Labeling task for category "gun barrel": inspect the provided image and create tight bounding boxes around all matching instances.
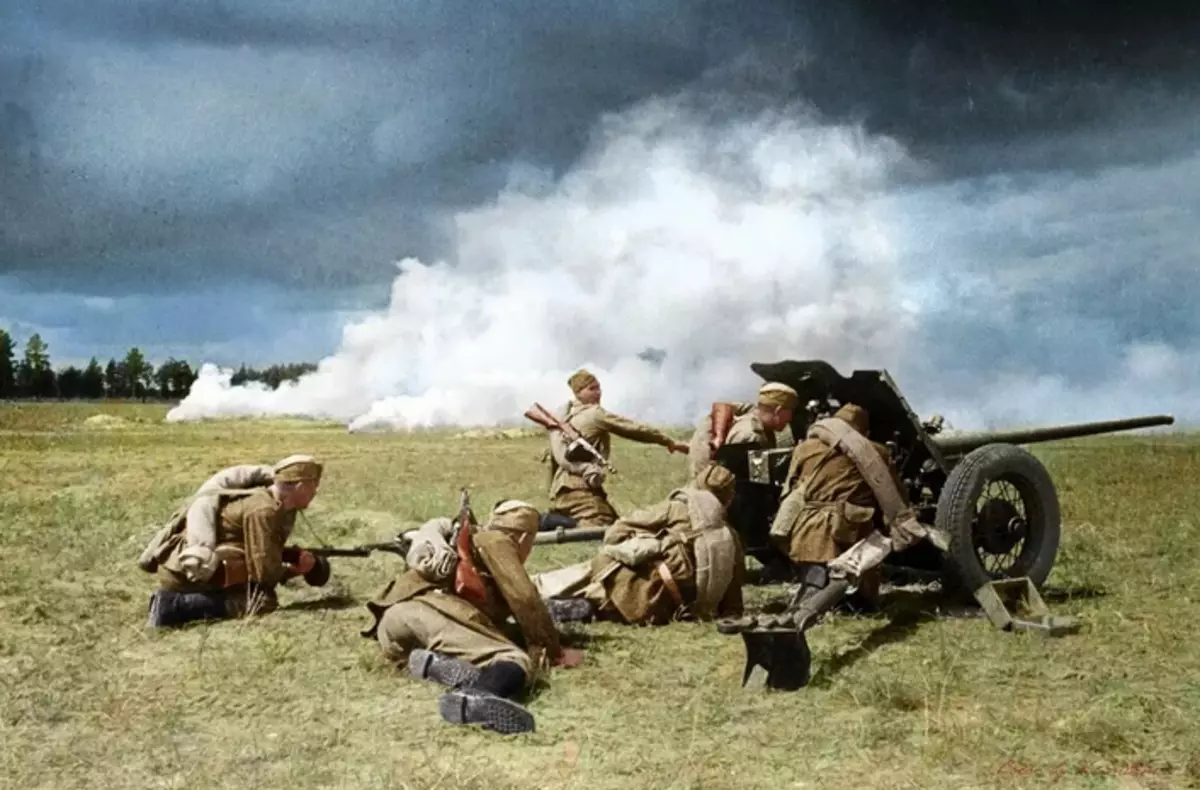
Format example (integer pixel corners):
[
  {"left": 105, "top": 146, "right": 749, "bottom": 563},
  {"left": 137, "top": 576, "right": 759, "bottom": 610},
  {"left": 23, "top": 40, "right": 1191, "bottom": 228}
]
[
  {"left": 533, "top": 526, "right": 607, "bottom": 546},
  {"left": 933, "top": 414, "right": 1175, "bottom": 455}
]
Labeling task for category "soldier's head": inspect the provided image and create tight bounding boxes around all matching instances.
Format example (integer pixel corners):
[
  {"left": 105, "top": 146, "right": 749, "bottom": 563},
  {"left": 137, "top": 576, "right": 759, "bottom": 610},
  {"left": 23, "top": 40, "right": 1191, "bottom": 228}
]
[
  {"left": 271, "top": 454, "right": 323, "bottom": 510},
  {"left": 483, "top": 499, "right": 541, "bottom": 562},
  {"left": 568, "top": 368, "right": 601, "bottom": 404},
  {"left": 834, "top": 403, "right": 870, "bottom": 436},
  {"left": 693, "top": 461, "right": 738, "bottom": 508},
  {"left": 755, "top": 382, "right": 799, "bottom": 431}
]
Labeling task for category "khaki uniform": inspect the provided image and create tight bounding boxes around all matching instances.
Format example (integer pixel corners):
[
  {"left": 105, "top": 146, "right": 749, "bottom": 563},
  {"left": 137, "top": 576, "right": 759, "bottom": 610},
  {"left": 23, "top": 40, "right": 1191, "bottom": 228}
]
[
  {"left": 154, "top": 488, "right": 299, "bottom": 615},
  {"left": 686, "top": 402, "right": 775, "bottom": 479},
  {"left": 768, "top": 409, "right": 906, "bottom": 599},
  {"left": 364, "top": 520, "right": 561, "bottom": 682},
  {"left": 547, "top": 400, "right": 679, "bottom": 527},
  {"left": 535, "top": 469, "right": 744, "bottom": 625}
]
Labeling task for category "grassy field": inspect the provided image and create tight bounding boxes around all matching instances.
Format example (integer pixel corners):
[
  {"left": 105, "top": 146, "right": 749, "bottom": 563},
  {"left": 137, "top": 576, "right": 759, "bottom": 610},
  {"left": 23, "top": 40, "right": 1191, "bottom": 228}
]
[{"left": 1, "top": 401, "right": 1198, "bottom": 790}]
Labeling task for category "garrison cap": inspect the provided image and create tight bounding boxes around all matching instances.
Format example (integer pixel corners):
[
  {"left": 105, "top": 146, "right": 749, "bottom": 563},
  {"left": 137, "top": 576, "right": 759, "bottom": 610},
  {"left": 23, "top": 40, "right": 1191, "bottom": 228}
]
[
  {"left": 757, "top": 382, "right": 799, "bottom": 410},
  {"left": 834, "top": 403, "right": 869, "bottom": 435},
  {"left": 484, "top": 499, "right": 541, "bottom": 538},
  {"left": 568, "top": 368, "right": 598, "bottom": 394},
  {"left": 272, "top": 454, "right": 323, "bottom": 483},
  {"left": 694, "top": 461, "right": 737, "bottom": 504}
]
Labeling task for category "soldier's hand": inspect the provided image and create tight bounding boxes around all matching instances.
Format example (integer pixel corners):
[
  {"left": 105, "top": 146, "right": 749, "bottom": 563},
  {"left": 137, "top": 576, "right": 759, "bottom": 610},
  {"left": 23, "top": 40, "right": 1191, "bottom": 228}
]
[
  {"left": 291, "top": 550, "right": 318, "bottom": 575},
  {"left": 583, "top": 470, "right": 605, "bottom": 489},
  {"left": 553, "top": 647, "right": 585, "bottom": 669},
  {"left": 667, "top": 441, "right": 689, "bottom": 454}
]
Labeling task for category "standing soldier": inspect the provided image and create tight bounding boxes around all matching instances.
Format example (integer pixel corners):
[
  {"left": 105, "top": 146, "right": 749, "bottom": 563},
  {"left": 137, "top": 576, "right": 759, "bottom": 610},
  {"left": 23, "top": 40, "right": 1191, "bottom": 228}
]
[
  {"left": 139, "top": 455, "right": 328, "bottom": 628},
  {"left": 363, "top": 499, "right": 582, "bottom": 735},
  {"left": 532, "top": 462, "right": 745, "bottom": 626},
  {"left": 545, "top": 368, "right": 689, "bottom": 528},
  {"left": 687, "top": 382, "right": 800, "bottom": 479},
  {"left": 767, "top": 404, "right": 924, "bottom": 605}
]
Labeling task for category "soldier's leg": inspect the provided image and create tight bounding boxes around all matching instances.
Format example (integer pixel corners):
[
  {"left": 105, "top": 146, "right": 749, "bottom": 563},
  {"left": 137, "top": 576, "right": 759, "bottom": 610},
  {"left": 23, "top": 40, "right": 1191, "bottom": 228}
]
[
  {"left": 146, "top": 588, "right": 232, "bottom": 628},
  {"left": 550, "top": 488, "right": 618, "bottom": 528},
  {"left": 377, "top": 600, "right": 531, "bottom": 684},
  {"left": 375, "top": 601, "right": 537, "bottom": 734}
]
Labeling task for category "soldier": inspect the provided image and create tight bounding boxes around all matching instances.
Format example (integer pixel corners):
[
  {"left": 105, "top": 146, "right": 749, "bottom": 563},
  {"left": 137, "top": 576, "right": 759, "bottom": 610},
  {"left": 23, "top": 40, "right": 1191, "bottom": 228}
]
[
  {"left": 532, "top": 462, "right": 745, "bottom": 625},
  {"left": 140, "top": 455, "right": 327, "bottom": 628},
  {"left": 767, "top": 403, "right": 923, "bottom": 605},
  {"left": 545, "top": 368, "right": 689, "bottom": 528},
  {"left": 686, "top": 381, "right": 800, "bottom": 479},
  {"left": 363, "top": 499, "right": 582, "bottom": 735}
]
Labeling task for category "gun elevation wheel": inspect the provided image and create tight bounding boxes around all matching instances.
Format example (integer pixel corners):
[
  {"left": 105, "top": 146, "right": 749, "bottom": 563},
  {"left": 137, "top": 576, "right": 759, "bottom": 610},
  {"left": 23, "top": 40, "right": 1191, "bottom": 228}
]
[{"left": 935, "top": 443, "right": 1061, "bottom": 592}]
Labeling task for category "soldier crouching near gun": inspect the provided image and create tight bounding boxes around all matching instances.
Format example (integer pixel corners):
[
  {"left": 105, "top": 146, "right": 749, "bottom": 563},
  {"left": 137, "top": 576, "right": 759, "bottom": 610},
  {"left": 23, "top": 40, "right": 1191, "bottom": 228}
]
[
  {"left": 362, "top": 500, "right": 583, "bottom": 735},
  {"left": 544, "top": 368, "right": 689, "bottom": 530},
  {"left": 532, "top": 462, "right": 745, "bottom": 625},
  {"left": 767, "top": 404, "right": 924, "bottom": 608},
  {"left": 137, "top": 455, "right": 328, "bottom": 628},
  {"left": 687, "top": 381, "right": 799, "bottom": 479}
]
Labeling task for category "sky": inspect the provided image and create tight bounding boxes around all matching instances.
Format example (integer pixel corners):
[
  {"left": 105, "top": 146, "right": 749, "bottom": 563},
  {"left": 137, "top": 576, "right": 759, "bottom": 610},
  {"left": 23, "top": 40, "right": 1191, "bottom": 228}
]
[{"left": 2, "top": 1, "right": 1198, "bottom": 428}]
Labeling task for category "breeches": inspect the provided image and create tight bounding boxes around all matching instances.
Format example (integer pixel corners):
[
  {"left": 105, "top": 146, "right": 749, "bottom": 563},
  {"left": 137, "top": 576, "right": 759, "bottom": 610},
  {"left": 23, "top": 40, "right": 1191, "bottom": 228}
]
[
  {"left": 375, "top": 600, "right": 531, "bottom": 674},
  {"left": 550, "top": 488, "right": 618, "bottom": 527}
]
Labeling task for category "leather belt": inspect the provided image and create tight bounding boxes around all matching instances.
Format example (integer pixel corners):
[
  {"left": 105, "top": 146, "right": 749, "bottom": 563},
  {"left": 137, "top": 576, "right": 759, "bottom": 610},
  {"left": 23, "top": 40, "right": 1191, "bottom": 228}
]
[{"left": 656, "top": 561, "right": 684, "bottom": 607}]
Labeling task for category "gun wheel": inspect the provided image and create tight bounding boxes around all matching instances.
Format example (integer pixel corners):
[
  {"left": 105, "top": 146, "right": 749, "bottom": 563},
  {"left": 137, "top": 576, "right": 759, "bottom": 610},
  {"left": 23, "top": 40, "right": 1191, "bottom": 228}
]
[{"left": 936, "top": 443, "right": 1061, "bottom": 591}]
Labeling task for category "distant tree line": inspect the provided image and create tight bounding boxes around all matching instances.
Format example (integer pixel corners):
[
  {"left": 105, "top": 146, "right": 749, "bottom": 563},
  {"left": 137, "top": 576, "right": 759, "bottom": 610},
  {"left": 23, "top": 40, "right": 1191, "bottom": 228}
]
[{"left": 0, "top": 327, "right": 317, "bottom": 401}]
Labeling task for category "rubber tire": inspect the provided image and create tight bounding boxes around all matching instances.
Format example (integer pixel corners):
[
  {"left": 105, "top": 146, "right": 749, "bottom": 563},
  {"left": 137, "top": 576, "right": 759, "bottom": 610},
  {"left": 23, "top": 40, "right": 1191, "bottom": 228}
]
[{"left": 935, "top": 443, "right": 1061, "bottom": 592}]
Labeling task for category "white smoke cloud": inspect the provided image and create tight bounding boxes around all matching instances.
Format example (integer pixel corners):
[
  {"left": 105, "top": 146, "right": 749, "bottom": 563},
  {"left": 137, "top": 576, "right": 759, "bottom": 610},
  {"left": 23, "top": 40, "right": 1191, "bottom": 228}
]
[{"left": 166, "top": 94, "right": 922, "bottom": 430}]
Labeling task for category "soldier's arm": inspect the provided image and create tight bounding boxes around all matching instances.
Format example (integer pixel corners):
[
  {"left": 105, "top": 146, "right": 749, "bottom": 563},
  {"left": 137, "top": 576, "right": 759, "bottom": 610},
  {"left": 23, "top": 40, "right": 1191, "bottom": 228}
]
[
  {"left": 602, "top": 500, "right": 672, "bottom": 544},
  {"left": 241, "top": 506, "right": 287, "bottom": 586},
  {"left": 597, "top": 408, "right": 680, "bottom": 448},
  {"left": 479, "top": 539, "right": 563, "bottom": 662}
]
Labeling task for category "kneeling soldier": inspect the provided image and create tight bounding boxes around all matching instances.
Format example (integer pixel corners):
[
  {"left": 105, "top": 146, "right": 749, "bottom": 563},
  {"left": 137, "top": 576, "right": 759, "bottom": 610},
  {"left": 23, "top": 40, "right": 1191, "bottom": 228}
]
[
  {"left": 138, "top": 455, "right": 328, "bottom": 628},
  {"left": 363, "top": 500, "right": 581, "bottom": 735},
  {"left": 532, "top": 462, "right": 745, "bottom": 625}
]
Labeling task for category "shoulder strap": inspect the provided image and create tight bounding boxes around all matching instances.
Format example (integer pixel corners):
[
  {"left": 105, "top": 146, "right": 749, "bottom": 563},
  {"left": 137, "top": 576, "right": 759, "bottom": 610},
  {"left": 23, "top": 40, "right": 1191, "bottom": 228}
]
[{"left": 807, "top": 418, "right": 907, "bottom": 525}]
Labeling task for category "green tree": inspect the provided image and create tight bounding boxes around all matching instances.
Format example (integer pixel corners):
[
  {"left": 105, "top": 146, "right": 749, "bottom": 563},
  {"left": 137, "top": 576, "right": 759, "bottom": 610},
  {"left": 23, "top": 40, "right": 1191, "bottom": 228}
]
[
  {"left": 56, "top": 365, "right": 83, "bottom": 399},
  {"left": 81, "top": 358, "right": 105, "bottom": 399},
  {"left": 0, "top": 328, "right": 14, "bottom": 397},
  {"left": 16, "top": 333, "right": 55, "bottom": 398},
  {"left": 123, "top": 347, "right": 153, "bottom": 399},
  {"left": 104, "top": 358, "right": 125, "bottom": 398}
]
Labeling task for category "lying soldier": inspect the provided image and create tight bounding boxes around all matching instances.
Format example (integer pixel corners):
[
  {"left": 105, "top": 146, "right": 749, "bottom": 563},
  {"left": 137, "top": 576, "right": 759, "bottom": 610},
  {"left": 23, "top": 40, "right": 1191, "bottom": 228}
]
[
  {"left": 363, "top": 499, "right": 582, "bottom": 735},
  {"left": 138, "top": 454, "right": 328, "bottom": 628},
  {"left": 532, "top": 462, "right": 745, "bottom": 625}
]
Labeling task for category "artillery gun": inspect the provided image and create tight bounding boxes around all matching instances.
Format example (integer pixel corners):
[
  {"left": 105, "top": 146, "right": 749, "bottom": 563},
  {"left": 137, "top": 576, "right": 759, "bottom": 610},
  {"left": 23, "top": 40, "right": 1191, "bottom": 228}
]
[{"left": 712, "top": 360, "right": 1174, "bottom": 688}]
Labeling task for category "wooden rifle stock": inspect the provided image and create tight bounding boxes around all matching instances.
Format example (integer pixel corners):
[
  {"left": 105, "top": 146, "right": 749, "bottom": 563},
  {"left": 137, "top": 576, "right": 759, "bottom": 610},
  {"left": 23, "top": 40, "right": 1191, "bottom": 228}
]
[
  {"left": 524, "top": 401, "right": 616, "bottom": 473},
  {"left": 710, "top": 402, "right": 736, "bottom": 454},
  {"left": 452, "top": 488, "right": 490, "bottom": 607}
]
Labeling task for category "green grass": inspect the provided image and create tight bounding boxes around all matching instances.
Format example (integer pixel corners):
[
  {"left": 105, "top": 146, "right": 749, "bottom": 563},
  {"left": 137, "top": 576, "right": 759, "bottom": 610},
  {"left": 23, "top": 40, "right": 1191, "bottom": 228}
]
[{"left": 1, "top": 402, "right": 1198, "bottom": 790}]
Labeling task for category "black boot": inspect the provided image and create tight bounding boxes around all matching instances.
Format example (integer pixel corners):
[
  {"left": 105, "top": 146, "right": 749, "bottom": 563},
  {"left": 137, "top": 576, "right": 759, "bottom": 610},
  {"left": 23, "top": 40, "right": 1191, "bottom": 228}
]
[
  {"left": 439, "top": 661, "right": 535, "bottom": 734},
  {"left": 146, "top": 590, "right": 230, "bottom": 628},
  {"left": 407, "top": 649, "right": 481, "bottom": 688},
  {"left": 538, "top": 512, "right": 578, "bottom": 532},
  {"left": 546, "top": 597, "right": 595, "bottom": 624}
]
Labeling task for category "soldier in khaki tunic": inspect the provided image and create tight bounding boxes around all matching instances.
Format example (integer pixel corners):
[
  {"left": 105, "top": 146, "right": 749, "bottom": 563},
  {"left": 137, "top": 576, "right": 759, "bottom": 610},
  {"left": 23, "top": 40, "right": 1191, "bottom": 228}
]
[
  {"left": 686, "top": 381, "right": 800, "bottom": 479},
  {"left": 546, "top": 368, "right": 689, "bottom": 528},
  {"left": 139, "top": 455, "right": 326, "bottom": 628},
  {"left": 532, "top": 463, "right": 745, "bottom": 625},
  {"left": 363, "top": 499, "right": 581, "bottom": 735},
  {"left": 767, "top": 404, "right": 922, "bottom": 603}
]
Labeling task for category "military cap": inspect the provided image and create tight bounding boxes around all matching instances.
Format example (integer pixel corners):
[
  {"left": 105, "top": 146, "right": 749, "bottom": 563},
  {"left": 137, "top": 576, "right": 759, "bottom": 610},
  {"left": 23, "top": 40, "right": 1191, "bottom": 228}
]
[
  {"left": 757, "top": 381, "right": 799, "bottom": 410},
  {"left": 568, "top": 368, "right": 598, "bottom": 394},
  {"left": 694, "top": 462, "right": 737, "bottom": 504},
  {"left": 272, "top": 454, "right": 323, "bottom": 483},
  {"left": 484, "top": 499, "right": 541, "bottom": 537},
  {"left": 834, "top": 403, "right": 869, "bottom": 435}
]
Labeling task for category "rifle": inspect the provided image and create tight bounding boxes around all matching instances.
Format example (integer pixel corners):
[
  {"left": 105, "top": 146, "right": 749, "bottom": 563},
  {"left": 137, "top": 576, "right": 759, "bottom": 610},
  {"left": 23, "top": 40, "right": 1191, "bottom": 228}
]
[
  {"left": 453, "top": 487, "right": 490, "bottom": 607},
  {"left": 524, "top": 401, "right": 616, "bottom": 474},
  {"left": 301, "top": 539, "right": 411, "bottom": 558},
  {"left": 533, "top": 526, "right": 607, "bottom": 546}
]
